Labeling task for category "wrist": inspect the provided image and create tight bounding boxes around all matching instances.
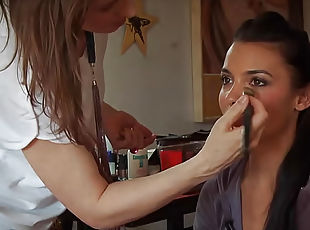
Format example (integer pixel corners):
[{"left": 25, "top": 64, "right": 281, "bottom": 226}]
[
  {"left": 185, "top": 154, "right": 218, "bottom": 183},
  {"left": 179, "top": 156, "right": 212, "bottom": 186}
]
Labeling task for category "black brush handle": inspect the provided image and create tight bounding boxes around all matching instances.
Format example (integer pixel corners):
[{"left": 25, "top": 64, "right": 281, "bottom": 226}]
[
  {"left": 85, "top": 31, "right": 96, "bottom": 64},
  {"left": 243, "top": 104, "right": 254, "bottom": 158},
  {"left": 92, "top": 80, "right": 113, "bottom": 183}
]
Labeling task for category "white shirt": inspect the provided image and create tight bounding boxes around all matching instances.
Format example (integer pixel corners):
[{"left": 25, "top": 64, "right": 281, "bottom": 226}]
[{"left": 0, "top": 18, "right": 108, "bottom": 229}]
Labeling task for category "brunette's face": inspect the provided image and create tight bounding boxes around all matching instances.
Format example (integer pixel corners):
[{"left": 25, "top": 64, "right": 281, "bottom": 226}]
[
  {"left": 219, "top": 42, "right": 300, "bottom": 137},
  {"left": 83, "top": 0, "right": 135, "bottom": 33}
]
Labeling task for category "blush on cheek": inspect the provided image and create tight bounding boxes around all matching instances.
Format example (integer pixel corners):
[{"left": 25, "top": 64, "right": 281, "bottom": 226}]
[
  {"left": 256, "top": 90, "right": 295, "bottom": 137},
  {"left": 256, "top": 90, "right": 288, "bottom": 113}
]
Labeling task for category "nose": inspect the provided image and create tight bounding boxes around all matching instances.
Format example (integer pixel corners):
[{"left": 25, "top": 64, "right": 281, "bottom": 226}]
[
  {"left": 122, "top": 0, "right": 136, "bottom": 18},
  {"left": 226, "top": 82, "right": 244, "bottom": 106}
]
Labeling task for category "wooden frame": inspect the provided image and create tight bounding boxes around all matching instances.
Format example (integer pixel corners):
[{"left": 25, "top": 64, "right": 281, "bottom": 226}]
[
  {"left": 191, "top": 0, "right": 304, "bottom": 122},
  {"left": 191, "top": 0, "right": 203, "bottom": 121}
]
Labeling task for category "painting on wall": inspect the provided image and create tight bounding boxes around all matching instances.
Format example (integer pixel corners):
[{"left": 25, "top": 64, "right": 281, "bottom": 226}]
[
  {"left": 201, "top": 0, "right": 303, "bottom": 74},
  {"left": 191, "top": 0, "right": 304, "bottom": 121},
  {"left": 122, "top": 0, "right": 158, "bottom": 56}
]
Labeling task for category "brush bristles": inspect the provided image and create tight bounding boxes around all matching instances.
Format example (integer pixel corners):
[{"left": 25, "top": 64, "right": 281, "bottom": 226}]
[{"left": 243, "top": 87, "right": 255, "bottom": 97}]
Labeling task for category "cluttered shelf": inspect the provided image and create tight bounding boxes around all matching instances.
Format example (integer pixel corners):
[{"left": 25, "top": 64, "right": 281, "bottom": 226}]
[{"left": 119, "top": 130, "right": 209, "bottom": 230}]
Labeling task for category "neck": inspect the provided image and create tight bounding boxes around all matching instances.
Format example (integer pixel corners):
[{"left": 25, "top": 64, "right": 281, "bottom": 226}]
[{"left": 244, "top": 122, "right": 297, "bottom": 186}]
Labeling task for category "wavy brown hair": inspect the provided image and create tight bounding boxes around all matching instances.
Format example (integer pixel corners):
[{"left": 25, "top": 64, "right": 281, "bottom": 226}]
[{"left": 0, "top": 0, "right": 93, "bottom": 145}]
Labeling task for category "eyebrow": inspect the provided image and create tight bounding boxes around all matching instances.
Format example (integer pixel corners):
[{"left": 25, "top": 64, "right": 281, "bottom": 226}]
[
  {"left": 221, "top": 68, "right": 232, "bottom": 74},
  {"left": 221, "top": 68, "right": 273, "bottom": 77},
  {"left": 246, "top": 70, "right": 273, "bottom": 77}
]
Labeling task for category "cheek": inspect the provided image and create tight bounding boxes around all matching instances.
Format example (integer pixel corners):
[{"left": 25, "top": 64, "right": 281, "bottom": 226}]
[
  {"left": 218, "top": 90, "right": 228, "bottom": 114},
  {"left": 256, "top": 88, "right": 293, "bottom": 115},
  {"left": 84, "top": 11, "right": 108, "bottom": 26},
  {"left": 257, "top": 92, "right": 277, "bottom": 112},
  {"left": 255, "top": 89, "right": 297, "bottom": 135},
  {"left": 83, "top": 4, "right": 126, "bottom": 33}
]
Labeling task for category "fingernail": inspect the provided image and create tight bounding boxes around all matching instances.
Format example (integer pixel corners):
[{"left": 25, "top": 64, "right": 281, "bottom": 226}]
[
  {"left": 238, "top": 95, "right": 248, "bottom": 104},
  {"left": 240, "top": 126, "right": 245, "bottom": 135}
]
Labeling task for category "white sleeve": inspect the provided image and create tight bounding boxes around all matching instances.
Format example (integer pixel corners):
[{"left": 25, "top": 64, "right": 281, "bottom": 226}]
[{"left": 0, "top": 21, "right": 70, "bottom": 151}]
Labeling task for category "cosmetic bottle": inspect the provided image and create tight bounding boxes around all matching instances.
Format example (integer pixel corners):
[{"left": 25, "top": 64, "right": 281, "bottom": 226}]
[{"left": 117, "top": 153, "right": 128, "bottom": 181}]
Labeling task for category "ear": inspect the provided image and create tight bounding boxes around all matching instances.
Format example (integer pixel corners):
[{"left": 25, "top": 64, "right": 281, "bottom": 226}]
[{"left": 295, "top": 84, "right": 310, "bottom": 111}]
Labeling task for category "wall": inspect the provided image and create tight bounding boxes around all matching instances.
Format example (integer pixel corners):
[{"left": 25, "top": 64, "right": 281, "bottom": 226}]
[
  {"left": 104, "top": 0, "right": 310, "bottom": 137},
  {"left": 102, "top": 1, "right": 310, "bottom": 230},
  {"left": 103, "top": 0, "right": 212, "bottom": 136}
]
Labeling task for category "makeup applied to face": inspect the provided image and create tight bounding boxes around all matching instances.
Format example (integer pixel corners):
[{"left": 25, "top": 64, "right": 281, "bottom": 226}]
[
  {"left": 83, "top": 0, "right": 136, "bottom": 33},
  {"left": 218, "top": 42, "right": 301, "bottom": 138}
]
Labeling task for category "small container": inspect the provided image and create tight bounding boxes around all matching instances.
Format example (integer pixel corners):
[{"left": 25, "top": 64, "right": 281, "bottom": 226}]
[
  {"left": 158, "top": 141, "right": 205, "bottom": 171},
  {"left": 127, "top": 149, "right": 148, "bottom": 179},
  {"left": 108, "top": 151, "right": 117, "bottom": 176},
  {"left": 117, "top": 154, "right": 128, "bottom": 181}
]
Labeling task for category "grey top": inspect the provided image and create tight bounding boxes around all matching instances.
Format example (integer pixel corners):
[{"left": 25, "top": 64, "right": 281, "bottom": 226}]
[{"left": 194, "top": 159, "right": 310, "bottom": 230}]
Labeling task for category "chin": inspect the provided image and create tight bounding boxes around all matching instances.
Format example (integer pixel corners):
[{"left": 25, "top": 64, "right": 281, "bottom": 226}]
[
  {"left": 108, "top": 20, "right": 126, "bottom": 33},
  {"left": 96, "top": 25, "right": 122, "bottom": 33},
  {"left": 108, "top": 26, "right": 122, "bottom": 33}
]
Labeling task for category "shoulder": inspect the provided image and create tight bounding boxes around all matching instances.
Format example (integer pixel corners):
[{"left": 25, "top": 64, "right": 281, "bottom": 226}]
[
  {"left": 197, "top": 159, "right": 243, "bottom": 211},
  {"left": 0, "top": 15, "right": 39, "bottom": 150},
  {"left": 297, "top": 177, "right": 310, "bottom": 204},
  {"left": 297, "top": 177, "right": 310, "bottom": 229},
  {"left": 0, "top": 38, "right": 38, "bottom": 150},
  {"left": 194, "top": 159, "right": 244, "bottom": 229},
  {"left": 201, "top": 158, "right": 244, "bottom": 197},
  {"left": 0, "top": 18, "right": 69, "bottom": 150}
]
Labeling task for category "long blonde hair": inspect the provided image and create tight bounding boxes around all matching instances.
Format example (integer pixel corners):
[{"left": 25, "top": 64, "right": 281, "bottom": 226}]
[{"left": 0, "top": 0, "right": 92, "bottom": 145}]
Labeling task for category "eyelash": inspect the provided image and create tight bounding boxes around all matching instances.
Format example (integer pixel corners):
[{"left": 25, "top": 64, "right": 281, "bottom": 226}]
[
  {"left": 250, "top": 77, "right": 268, "bottom": 87},
  {"left": 220, "top": 75, "right": 268, "bottom": 87},
  {"left": 221, "top": 75, "right": 232, "bottom": 85}
]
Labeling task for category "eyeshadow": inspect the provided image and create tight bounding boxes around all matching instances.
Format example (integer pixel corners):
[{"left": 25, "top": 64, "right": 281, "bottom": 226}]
[{"left": 243, "top": 87, "right": 255, "bottom": 97}]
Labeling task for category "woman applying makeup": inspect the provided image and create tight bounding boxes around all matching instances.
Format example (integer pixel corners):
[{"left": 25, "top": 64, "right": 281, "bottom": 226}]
[
  {"left": 0, "top": 0, "right": 267, "bottom": 229},
  {"left": 194, "top": 11, "right": 310, "bottom": 230}
]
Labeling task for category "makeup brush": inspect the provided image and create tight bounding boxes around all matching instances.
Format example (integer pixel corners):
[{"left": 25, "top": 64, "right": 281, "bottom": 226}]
[{"left": 242, "top": 87, "right": 255, "bottom": 158}]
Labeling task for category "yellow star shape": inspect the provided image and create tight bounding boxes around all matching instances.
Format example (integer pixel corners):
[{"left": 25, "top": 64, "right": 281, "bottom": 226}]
[{"left": 121, "top": 0, "right": 158, "bottom": 56}]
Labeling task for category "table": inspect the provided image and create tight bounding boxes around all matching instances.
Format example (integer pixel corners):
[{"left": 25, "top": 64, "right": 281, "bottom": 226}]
[
  {"left": 125, "top": 192, "right": 200, "bottom": 230},
  {"left": 59, "top": 166, "right": 202, "bottom": 230},
  {"left": 59, "top": 192, "right": 199, "bottom": 230}
]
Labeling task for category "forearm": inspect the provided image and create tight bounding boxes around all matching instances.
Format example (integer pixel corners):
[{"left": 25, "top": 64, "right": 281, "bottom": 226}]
[
  {"left": 23, "top": 137, "right": 240, "bottom": 229},
  {"left": 92, "top": 156, "right": 210, "bottom": 228}
]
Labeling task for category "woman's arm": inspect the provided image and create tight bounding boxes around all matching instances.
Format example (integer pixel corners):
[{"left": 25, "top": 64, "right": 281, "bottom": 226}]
[
  {"left": 193, "top": 179, "right": 219, "bottom": 230},
  {"left": 23, "top": 139, "right": 208, "bottom": 228},
  {"left": 22, "top": 95, "right": 267, "bottom": 229}
]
